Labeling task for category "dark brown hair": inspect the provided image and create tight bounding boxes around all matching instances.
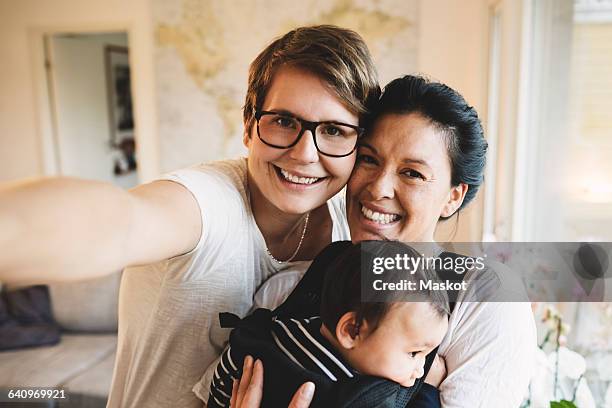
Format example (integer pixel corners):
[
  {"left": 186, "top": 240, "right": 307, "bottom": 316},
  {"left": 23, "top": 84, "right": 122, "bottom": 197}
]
[
  {"left": 320, "top": 241, "right": 449, "bottom": 337},
  {"left": 369, "top": 75, "right": 488, "bottom": 217}
]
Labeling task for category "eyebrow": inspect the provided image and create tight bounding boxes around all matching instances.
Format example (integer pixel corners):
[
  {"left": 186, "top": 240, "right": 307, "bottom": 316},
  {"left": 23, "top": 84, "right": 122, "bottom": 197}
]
[
  {"left": 265, "top": 108, "right": 297, "bottom": 118},
  {"left": 266, "top": 108, "right": 357, "bottom": 126},
  {"left": 408, "top": 340, "right": 437, "bottom": 350},
  {"left": 359, "top": 143, "right": 432, "bottom": 168},
  {"left": 402, "top": 158, "right": 431, "bottom": 168},
  {"left": 358, "top": 142, "right": 377, "bottom": 153}
]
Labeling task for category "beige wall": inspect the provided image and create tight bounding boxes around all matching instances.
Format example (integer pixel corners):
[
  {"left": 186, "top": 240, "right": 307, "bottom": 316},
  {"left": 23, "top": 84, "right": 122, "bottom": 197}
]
[
  {"left": 419, "top": 0, "right": 491, "bottom": 241},
  {"left": 0, "top": 0, "right": 158, "bottom": 183}
]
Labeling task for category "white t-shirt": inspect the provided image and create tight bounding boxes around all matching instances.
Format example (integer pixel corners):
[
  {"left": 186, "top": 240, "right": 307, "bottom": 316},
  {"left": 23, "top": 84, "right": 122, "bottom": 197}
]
[
  {"left": 437, "top": 266, "right": 536, "bottom": 408},
  {"left": 195, "top": 248, "right": 538, "bottom": 407},
  {"left": 106, "top": 158, "right": 350, "bottom": 408}
]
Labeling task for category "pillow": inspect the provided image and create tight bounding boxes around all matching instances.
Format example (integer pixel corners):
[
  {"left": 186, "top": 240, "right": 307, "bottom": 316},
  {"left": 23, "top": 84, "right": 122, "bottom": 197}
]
[{"left": 0, "top": 285, "right": 61, "bottom": 350}]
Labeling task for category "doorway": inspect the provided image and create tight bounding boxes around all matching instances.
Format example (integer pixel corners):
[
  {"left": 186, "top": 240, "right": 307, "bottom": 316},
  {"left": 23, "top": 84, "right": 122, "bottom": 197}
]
[{"left": 44, "top": 31, "right": 138, "bottom": 189}]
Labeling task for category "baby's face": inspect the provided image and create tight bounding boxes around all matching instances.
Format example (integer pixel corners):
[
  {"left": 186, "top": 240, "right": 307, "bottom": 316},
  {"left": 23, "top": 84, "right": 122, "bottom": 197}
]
[{"left": 347, "top": 302, "right": 448, "bottom": 387}]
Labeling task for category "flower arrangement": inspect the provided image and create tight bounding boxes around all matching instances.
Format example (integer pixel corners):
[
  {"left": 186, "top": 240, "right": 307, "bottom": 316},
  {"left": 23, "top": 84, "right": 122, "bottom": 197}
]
[
  {"left": 522, "top": 304, "right": 596, "bottom": 408},
  {"left": 483, "top": 244, "right": 612, "bottom": 406}
]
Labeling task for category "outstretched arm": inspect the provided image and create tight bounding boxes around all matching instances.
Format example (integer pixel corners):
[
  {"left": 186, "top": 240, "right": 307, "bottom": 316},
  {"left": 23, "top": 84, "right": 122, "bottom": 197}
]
[{"left": 0, "top": 177, "right": 201, "bottom": 285}]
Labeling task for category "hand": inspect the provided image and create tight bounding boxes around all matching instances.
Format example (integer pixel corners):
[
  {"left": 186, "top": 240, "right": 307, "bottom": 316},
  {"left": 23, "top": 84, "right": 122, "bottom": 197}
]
[
  {"left": 424, "top": 354, "right": 446, "bottom": 388},
  {"left": 230, "top": 355, "right": 315, "bottom": 408}
]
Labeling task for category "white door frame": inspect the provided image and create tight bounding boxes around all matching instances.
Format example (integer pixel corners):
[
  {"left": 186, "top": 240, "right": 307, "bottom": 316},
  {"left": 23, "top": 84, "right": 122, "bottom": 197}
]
[{"left": 28, "top": 22, "right": 159, "bottom": 182}]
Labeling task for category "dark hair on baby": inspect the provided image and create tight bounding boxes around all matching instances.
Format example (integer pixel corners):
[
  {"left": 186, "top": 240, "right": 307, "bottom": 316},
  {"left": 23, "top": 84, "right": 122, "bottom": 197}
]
[
  {"left": 320, "top": 241, "right": 448, "bottom": 337},
  {"left": 370, "top": 75, "right": 487, "bottom": 217}
]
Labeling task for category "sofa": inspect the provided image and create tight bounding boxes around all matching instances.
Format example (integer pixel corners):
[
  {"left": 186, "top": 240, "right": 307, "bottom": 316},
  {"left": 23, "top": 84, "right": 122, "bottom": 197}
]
[{"left": 0, "top": 272, "right": 121, "bottom": 407}]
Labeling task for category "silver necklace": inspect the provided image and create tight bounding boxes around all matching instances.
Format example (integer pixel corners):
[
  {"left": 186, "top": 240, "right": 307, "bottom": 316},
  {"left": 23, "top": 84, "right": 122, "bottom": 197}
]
[{"left": 266, "top": 212, "right": 310, "bottom": 264}]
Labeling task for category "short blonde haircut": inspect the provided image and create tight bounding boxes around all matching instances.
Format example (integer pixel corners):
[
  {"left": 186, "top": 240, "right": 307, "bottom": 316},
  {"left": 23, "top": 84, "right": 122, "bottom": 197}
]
[{"left": 243, "top": 25, "right": 380, "bottom": 132}]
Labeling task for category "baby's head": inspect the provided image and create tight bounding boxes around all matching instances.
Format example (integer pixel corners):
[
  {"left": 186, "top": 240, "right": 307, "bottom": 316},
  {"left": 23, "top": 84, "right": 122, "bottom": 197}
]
[{"left": 319, "top": 241, "right": 449, "bottom": 387}]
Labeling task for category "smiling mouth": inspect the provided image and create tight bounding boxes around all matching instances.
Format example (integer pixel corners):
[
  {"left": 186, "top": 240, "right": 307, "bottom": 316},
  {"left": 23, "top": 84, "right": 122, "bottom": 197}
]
[
  {"left": 360, "top": 205, "right": 401, "bottom": 225},
  {"left": 275, "top": 165, "right": 326, "bottom": 185}
]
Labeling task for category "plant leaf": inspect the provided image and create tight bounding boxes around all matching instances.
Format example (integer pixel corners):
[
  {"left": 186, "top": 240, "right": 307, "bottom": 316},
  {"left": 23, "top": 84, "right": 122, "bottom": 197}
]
[{"left": 549, "top": 400, "right": 578, "bottom": 408}]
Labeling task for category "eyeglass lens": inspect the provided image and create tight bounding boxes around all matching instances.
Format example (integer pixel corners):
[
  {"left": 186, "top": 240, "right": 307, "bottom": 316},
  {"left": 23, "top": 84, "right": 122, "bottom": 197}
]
[{"left": 258, "top": 113, "right": 359, "bottom": 156}]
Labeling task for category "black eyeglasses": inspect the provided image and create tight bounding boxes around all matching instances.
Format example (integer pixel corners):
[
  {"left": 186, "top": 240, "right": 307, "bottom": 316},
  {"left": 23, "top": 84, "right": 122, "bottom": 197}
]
[{"left": 254, "top": 109, "right": 364, "bottom": 158}]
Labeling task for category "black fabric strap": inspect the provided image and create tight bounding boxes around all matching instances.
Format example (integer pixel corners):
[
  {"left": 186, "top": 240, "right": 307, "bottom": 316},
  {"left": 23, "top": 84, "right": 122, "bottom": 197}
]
[
  {"left": 219, "top": 312, "right": 241, "bottom": 329},
  {"left": 436, "top": 251, "right": 470, "bottom": 314},
  {"left": 274, "top": 240, "right": 352, "bottom": 319},
  {"left": 408, "top": 383, "right": 441, "bottom": 408}
]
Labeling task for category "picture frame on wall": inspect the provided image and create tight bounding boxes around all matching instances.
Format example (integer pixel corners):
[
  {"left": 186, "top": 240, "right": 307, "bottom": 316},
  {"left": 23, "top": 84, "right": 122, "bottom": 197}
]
[
  {"left": 104, "top": 45, "right": 133, "bottom": 148},
  {"left": 105, "top": 45, "right": 136, "bottom": 175}
]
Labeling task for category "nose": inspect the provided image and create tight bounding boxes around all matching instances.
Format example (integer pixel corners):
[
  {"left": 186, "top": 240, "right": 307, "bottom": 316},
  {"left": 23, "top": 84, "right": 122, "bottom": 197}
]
[
  {"left": 288, "top": 129, "right": 319, "bottom": 164},
  {"left": 366, "top": 168, "right": 395, "bottom": 200}
]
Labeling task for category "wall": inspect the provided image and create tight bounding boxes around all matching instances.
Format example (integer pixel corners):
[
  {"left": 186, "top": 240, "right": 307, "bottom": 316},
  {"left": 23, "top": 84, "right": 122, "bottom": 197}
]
[
  {"left": 0, "top": 0, "right": 158, "bottom": 183},
  {"left": 152, "top": 0, "right": 420, "bottom": 172},
  {"left": 419, "top": 0, "right": 491, "bottom": 241}
]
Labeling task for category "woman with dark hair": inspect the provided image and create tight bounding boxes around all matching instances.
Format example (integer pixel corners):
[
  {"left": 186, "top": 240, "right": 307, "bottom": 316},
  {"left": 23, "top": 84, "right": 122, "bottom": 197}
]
[
  {"left": 347, "top": 75, "right": 536, "bottom": 407},
  {"left": 227, "top": 75, "right": 536, "bottom": 408},
  {"left": 347, "top": 74, "right": 488, "bottom": 239}
]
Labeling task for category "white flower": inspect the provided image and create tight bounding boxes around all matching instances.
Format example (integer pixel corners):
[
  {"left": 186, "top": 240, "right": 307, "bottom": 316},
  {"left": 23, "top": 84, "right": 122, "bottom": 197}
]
[
  {"left": 547, "top": 347, "right": 586, "bottom": 380},
  {"left": 535, "top": 347, "right": 553, "bottom": 371},
  {"left": 528, "top": 348, "right": 555, "bottom": 407},
  {"left": 525, "top": 346, "right": 596, "bottom": 408},
  {"left": 573, "top": 377, "right": 596, "bottom": 408}
]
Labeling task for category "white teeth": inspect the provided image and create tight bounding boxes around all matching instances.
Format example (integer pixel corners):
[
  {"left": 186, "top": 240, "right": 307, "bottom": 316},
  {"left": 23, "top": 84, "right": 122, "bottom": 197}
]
[
  {"left": 280, "top": 168, "right": 320, "bottom": 185},
  {"left": 361, "top": 205, "right": 399, "bottom": 224}
]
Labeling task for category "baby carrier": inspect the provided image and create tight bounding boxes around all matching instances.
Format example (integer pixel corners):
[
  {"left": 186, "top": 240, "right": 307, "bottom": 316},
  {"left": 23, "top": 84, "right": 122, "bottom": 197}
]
[{"left": 210, "top": 241, "right": 467, "bottom": 408}]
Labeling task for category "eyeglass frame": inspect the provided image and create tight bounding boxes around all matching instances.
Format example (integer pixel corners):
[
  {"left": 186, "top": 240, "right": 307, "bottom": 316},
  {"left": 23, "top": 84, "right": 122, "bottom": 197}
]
[{"left": 254, "top": 109, "right": 365, "bottom": 158}]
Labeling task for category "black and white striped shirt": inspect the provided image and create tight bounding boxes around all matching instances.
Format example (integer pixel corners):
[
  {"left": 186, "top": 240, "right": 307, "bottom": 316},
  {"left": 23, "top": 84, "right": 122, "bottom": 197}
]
[{"left": 208, "top": 316, "right": 355, "bottom": 408}]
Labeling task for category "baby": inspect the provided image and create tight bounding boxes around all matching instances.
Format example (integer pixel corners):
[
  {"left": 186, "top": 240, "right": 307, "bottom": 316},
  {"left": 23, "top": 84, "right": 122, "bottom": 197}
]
[{"left": 207, "top": 241, "right": 449, "bottom": 407}]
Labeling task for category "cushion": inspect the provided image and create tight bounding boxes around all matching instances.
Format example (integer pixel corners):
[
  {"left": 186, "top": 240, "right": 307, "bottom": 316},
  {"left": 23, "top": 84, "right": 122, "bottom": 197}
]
[
  {"left": 49, "top": 272, "right": 121, "bottom": 332},
  {"left": 0, "top": 334, "right": 116, "bottom": 388},
  {"left": 0, "top": 285, "right": 61, "bottom": 350},
  {"left": 64, "top": 352, "right": 116, "bottom": 400}
]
